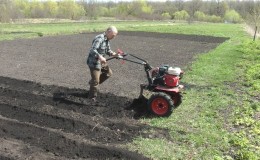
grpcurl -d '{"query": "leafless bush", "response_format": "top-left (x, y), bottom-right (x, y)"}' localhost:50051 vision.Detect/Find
top-left (0, 0), bottom-right (12, 22)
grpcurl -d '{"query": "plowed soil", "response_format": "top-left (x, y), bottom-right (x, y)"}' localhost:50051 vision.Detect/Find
top-left (0, 31), bottom-right (227, 159)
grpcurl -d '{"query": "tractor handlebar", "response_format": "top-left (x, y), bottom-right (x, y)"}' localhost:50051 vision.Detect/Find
top-left (106, 52), bottom-right (128, 61)
top-left (106, 49), bottom-right (153, 85)
top-left (106, 49), bottom-right (152, 70)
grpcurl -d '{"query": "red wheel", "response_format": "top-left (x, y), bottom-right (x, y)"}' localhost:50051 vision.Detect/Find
top-left (151, 98), bottom-right (169, 115)
top-left (148, 92), bottom-right (174, 117)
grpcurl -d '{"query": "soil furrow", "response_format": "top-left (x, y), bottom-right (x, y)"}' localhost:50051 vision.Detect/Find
top-left (0, 137), bottom-right (67, 160)
top-left (0, 155), bottom-right (15, 160)
top-left (0, 116), bottom-right (149, 159)
top-left (0, 102), bottom-right (148, 144)
top-left (0, 85), bottom-right (118, 118)
top-left (0, 77), bottom-right (137, 118)
top-left (0, 82), bottom-right (150, 144)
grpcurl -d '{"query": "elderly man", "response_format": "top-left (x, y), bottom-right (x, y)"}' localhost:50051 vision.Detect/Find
top-left (86, 26), bottom-right (118, 101)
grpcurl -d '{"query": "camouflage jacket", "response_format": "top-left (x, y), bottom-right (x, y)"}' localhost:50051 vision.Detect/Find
top-left (87, 33), bottom-right (113, 69)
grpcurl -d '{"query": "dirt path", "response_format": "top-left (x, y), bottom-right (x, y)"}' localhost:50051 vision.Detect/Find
top-left (0, 31), bottom-right (227, 159)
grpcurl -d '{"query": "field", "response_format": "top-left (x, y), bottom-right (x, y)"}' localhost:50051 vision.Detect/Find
top-left (0, 22), bottom-right (259, 159)
top-left (0, 30), bottom-right (227, 159)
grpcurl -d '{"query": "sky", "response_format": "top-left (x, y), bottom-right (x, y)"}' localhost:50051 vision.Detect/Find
top-left (108, 0), bottom-right (168, 1)
top-left (76, 0), bottom-right (168, 2)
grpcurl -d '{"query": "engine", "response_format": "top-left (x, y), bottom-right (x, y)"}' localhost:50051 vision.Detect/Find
top-left (151, 65), bottom-right (183, 87)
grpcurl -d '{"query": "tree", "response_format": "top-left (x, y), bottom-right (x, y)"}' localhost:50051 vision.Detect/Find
top-left (85, 0), bottom-right (98, 19)
top-left (224, 9), bottom-right (242, 23)
top-left (174, 0), bottom-right (184, 11)
top-left (141, 1), bottom-right (153, 15)
top-left (30, 0), bottom-right (45, 18)
top-left (194, 11), bottom-right (206, 21)
top-left (173, 10), bottom-right (190, 21)
top-left (43, 0), bottom-right (58, 18)
top-left (57, 0), bottom-right (85, 20)
top-left (0, 0), bottom-right (12, 22)
top-left (115, 2), bottom-right (131, 18)
top-left (115, 0), bottom-right (153, 19)
top-left (185, 0), bottom-right (203, 22)
top-left (130, 0), bottom-right (153, 17)
top-left (14, 0), bottom-right (31, 18)
top-left (161, 12), bottom-right (171, 20)
top-left (245, 1), bottom-right (260, 40)
top-left (216, 0), bottom-right (229, 17)
top-left (205, 15), bottom-right (222, 23)
top-left (152, 1), bottom-right (177, 17)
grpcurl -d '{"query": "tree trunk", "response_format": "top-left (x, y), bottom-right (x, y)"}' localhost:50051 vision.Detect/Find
top-left (253, 26), bottom-right (257, 41)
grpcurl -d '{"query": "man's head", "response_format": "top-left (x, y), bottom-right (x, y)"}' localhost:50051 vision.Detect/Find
top-left (105, 26), bottom-right (118, 40)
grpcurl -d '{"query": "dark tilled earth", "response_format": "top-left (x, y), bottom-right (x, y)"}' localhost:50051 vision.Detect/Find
top-left (0, 31), bottom-right (227, 159)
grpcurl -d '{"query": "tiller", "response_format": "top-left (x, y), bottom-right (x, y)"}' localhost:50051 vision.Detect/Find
top-left (107, 50), bottom-right (184, 117)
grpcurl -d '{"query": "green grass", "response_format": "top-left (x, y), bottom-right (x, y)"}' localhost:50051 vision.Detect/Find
top-left (0, 21), bottom-right (259, 159)
top-left (0, 21), bottom-right (169, 40)
top-left (125, 23), bottom-right (259, 159)
top-left (0, 21), bottom-right (246, 40)
top-left (129, 43), bottom-right (242, 159)
top-left (126, 22), bottom-right (246, 38)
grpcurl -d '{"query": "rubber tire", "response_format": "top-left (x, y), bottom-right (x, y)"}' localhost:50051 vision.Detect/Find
top-left (171, 93), bottom-right (182, 107)
top-left (147, 92), bottom-right (174, 117)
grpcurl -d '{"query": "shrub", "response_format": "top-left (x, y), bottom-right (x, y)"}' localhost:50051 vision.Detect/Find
top-left (224, 9), bottom-right (242, 23)
top-left (161, 12), bottom-right (171, 20)
top-left (173, 10), bottom-right (190, 21)
top-left (206, 15), bottom-right (223, 23)
top-left (194, 11), bottom-right (206, 21)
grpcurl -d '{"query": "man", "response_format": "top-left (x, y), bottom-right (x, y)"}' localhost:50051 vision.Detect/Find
top-left (86, 26), bottom-right (118, 101)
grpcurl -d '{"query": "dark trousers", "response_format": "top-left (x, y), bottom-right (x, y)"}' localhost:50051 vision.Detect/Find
top-left (88, 65), bottom-right (112, 98)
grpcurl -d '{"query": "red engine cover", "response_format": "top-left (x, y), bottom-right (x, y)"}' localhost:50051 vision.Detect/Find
top-left (164, 74), bottom-right (179, 87)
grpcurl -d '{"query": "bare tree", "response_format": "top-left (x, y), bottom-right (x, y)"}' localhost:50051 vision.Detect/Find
top-left (185, 0), bottom-right (203, 23)
top-left (0, 0), bottom-right (12, 22)
top-left (216, 0), bottom-right (229, 17)
top-left (174, 0), bottom-right (184, 11)
top-left (246, 1), bottom-right (260, 40)
top-left (85, 0), bottom-right (98, 19)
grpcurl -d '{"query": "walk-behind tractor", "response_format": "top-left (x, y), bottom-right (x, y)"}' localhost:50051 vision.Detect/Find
top-left (107, 49), bottom-right (184, 117)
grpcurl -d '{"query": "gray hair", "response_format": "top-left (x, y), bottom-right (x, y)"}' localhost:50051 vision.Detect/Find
top-left (106, 26), bottom-right (118, 34)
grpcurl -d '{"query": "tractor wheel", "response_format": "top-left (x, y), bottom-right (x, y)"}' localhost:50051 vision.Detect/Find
top-left (147, 92), bottom-right (174, 117)
top-left (171, 93), bottom-right (182, 107)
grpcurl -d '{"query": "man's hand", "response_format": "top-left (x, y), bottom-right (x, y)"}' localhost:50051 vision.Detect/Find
top-left (111, 52), bottom-right (123, 59)
top-left (111, 52), bottom-right (118, 56)
top-left (98, 55), bottom-right (106, 64)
